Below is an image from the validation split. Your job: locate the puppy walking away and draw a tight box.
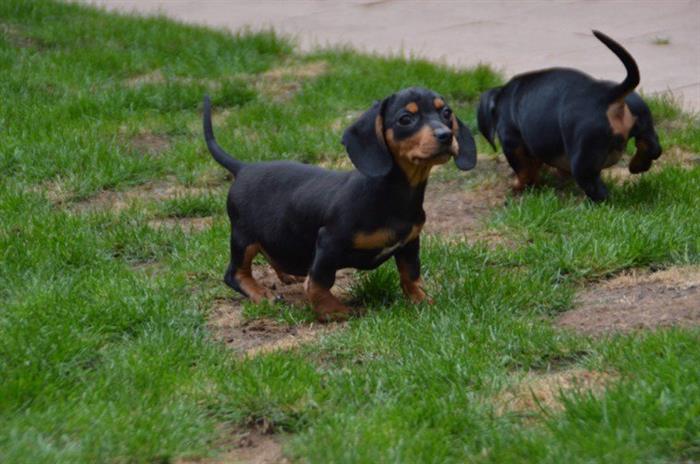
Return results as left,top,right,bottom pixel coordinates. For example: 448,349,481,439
478,30,662,202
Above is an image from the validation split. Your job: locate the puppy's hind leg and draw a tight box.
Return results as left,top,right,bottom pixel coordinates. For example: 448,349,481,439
272,266,305,285
224,234,273,303
259,249,305,285
502,140,542,192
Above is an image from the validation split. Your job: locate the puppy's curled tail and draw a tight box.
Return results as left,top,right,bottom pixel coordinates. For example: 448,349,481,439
593,30,640,102
203,95,243,176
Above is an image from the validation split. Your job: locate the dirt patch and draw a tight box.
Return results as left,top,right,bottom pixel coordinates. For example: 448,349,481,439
148,216,214,233
177,430,287,464
129,131,171,156
209,301,341,358
71,179,217,213
328,110,363,132
603,146,700,183
211,108,233,128
208,266,352,356
423,155,511,243
29,179,72,205
317,155,354,170
130,260,164,277
124,69,166,87
557,266,700,336
262,61,328,82
660,146,699,166
1,23,44,49
423,178,506,238
496,368,615,415
191,168,233,188
123,70,229,93
257,61,328,101
124,69,221,89
222,431,287,464
188,107,234,135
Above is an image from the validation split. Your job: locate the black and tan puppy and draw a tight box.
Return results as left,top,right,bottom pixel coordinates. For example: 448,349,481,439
477,30,662,202
203,87,476,321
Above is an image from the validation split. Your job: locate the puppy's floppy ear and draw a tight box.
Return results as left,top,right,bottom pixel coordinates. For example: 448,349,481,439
477,88,500,150
342,98,393,178
454,117,477,171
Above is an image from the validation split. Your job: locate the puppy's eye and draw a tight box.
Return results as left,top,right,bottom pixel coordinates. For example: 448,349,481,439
442,108,453,120
398,114,415,126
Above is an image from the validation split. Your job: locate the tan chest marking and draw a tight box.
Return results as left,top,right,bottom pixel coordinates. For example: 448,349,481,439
607,100,636,140
353,228,395,250
405,223,423,243
376,224,422,258
353,224,423,257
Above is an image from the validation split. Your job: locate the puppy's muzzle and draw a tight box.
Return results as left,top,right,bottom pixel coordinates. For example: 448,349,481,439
432,127,457,160
434,127,453,146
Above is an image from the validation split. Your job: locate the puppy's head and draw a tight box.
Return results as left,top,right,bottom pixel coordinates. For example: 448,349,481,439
342,87,476,182
477,87,501,150
626,93,662,174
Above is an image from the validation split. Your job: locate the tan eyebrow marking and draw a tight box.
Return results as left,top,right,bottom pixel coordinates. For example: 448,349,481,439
434,98,445,109
405,102,418,113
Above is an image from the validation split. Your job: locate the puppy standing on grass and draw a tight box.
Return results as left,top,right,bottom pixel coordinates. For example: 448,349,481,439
203,87,477,321
477,30,662,202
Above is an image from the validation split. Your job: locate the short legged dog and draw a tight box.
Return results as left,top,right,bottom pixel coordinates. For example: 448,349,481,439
477,30,662,202
203,87,477,321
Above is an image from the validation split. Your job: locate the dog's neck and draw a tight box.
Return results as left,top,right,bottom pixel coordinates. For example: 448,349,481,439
369,165,429,218
392,157,434,187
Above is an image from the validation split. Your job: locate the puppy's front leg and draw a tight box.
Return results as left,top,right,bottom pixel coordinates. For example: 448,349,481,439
305,228,351,322
394,238,430,304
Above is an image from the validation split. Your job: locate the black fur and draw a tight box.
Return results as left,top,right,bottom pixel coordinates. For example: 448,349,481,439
477,30,662,202
454,117,477,170
203,87,477,318
341,99,393,177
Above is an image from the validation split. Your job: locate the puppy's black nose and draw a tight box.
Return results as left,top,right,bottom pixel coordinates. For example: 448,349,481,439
434,128,453,144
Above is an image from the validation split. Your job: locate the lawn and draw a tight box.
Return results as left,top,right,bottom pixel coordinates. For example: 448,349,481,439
1,1,699,463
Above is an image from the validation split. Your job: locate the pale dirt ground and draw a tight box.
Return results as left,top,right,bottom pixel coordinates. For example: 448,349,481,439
557,266,700,336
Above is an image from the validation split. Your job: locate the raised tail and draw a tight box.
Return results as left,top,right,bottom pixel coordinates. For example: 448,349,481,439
203,95,243,176
593,30,640,102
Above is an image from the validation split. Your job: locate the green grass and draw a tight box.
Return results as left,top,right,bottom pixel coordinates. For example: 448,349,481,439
1,1,699,463
647,94,700,151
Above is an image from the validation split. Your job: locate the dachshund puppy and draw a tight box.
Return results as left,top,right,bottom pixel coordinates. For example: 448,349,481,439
203,87,476,321
478,30,662,202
